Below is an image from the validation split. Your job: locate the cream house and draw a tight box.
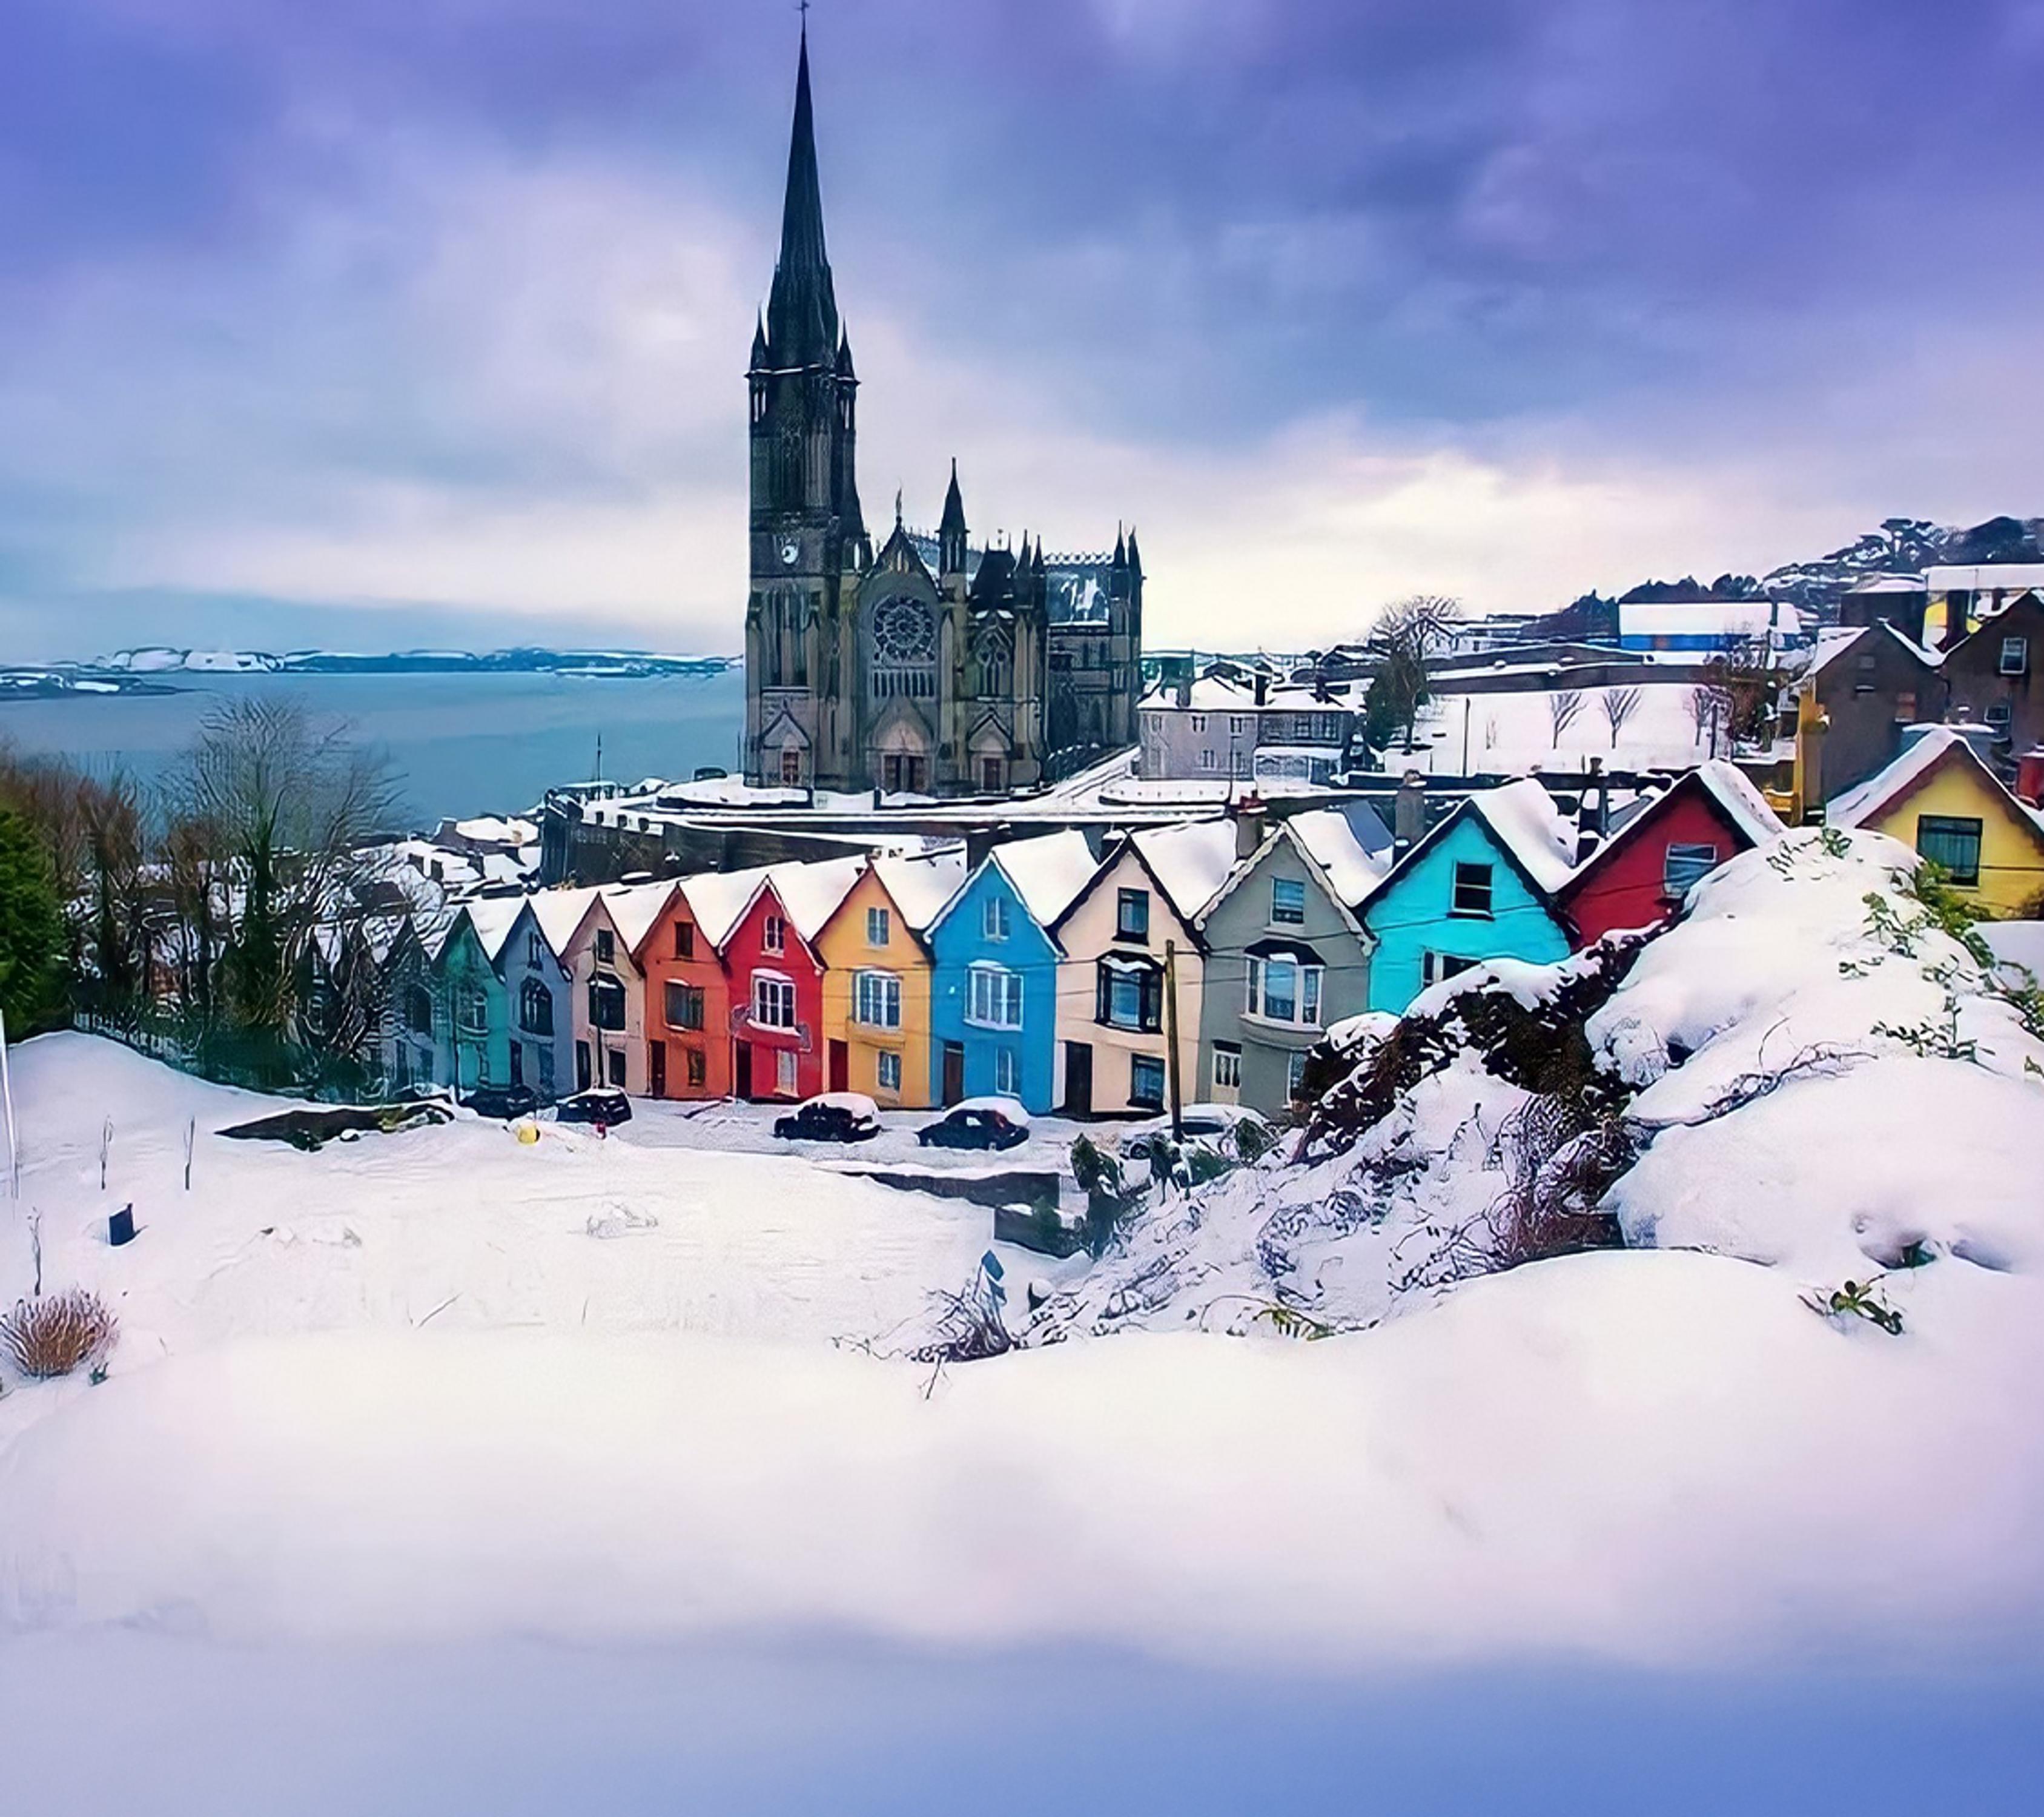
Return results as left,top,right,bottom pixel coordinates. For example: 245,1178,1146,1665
1044,820,1238,1116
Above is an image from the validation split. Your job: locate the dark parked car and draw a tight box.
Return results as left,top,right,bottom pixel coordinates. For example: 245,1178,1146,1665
462,1084,538,1121
917,1100,1031,1151
555,1088,633,1127
773,1093,883,1143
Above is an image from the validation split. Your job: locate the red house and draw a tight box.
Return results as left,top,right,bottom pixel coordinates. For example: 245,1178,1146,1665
1558,760,1784,946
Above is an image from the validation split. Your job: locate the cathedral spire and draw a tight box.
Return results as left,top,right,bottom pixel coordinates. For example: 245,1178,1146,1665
764,21,839,369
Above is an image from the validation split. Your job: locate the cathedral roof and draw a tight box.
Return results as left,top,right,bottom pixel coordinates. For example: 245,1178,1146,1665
764,26,840,370
939,460,967,538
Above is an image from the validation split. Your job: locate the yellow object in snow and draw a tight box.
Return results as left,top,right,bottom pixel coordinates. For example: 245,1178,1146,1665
515,1121,541,1145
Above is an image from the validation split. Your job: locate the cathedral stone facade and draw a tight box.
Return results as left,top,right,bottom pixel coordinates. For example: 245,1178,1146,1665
743,30,1142,795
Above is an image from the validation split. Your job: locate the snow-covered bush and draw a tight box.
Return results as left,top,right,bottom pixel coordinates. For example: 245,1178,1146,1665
2,1288,119,1380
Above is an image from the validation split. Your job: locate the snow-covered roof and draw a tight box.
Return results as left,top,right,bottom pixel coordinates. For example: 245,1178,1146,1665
1692,760,1787,849
871,849,970,932
766,856,867,943
1825,727,2028,830
678,865,775,950
451,815,538,847
1925,563,2044,592
1467,779,1581,895
1286,807,1394,908
1843,574,1927,595
601,879,677,956
989,830,1103,928
1130,819,1240,922
528,886,602,956
1808,620,1940,680
463,895,529,963
1139,672,1349,714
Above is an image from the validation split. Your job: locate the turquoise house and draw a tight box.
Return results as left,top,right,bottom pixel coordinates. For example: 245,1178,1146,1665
1358,779,1579,1013
428,897,575,1100
924,830,1099,1114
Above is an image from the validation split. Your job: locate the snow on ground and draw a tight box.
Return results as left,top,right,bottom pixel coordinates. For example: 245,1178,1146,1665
1401,680,1715,775
2,833,2042,1670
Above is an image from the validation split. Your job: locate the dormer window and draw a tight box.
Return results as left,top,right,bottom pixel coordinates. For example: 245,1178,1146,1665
594,927,615,965
983,895,1011,941
762,913,786,955
1116,889,1151,942
1451,862,1494,918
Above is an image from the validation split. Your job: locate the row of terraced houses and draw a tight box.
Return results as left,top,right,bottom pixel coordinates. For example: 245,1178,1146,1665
331,758,1855,1120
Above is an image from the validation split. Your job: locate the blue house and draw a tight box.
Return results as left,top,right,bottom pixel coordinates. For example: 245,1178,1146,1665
1358,779,1579,1013
428,897,575,1101
924,830,1099,1114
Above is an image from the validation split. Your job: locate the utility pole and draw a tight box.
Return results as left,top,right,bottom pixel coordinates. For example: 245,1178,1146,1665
0,1006,18,1199
1163,939,1185,1141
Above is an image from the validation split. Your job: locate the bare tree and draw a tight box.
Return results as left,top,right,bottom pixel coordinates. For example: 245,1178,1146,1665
1688,684,1730,757
168,697,399,1047
1364,595,1465,750
1600,686,1644,750
1547,689,1586,749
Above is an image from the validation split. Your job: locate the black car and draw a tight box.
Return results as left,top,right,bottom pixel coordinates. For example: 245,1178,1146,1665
917,1104,1031,1151
773,1096,882,1143
555,1088,633,1127
462,1084,538,1121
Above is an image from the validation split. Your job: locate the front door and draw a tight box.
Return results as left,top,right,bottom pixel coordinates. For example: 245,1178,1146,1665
941,1041,965,1107
508,1041,524,1087
649,1039,666,1099
829,1040,848,1093
575,1040,592,1091
735,1040,753,1100
1063,1041,1093,1115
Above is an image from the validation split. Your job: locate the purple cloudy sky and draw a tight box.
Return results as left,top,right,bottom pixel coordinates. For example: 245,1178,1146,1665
2,0,2041,660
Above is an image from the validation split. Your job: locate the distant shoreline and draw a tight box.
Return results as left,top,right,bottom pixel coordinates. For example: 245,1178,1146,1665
1,649,742,701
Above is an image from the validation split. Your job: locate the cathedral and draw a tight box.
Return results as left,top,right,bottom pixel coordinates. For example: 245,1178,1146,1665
743,28,1143,795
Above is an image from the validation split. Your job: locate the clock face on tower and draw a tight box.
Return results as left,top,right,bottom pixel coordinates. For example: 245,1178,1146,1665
779,541,799,566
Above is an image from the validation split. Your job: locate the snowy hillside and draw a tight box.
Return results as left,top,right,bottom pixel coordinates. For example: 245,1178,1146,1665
1,837,2040,1669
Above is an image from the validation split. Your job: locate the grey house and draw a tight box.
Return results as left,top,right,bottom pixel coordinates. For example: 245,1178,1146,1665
1194,812,1379,1117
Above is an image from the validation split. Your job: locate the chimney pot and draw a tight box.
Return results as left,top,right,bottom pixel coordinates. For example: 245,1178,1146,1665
1232,792,1268,860
1394,770,1426,850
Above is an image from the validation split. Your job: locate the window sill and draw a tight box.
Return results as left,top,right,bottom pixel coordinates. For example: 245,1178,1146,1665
1240,1011,1321,1038
1447,909,1493,921
964,1019,1023,1033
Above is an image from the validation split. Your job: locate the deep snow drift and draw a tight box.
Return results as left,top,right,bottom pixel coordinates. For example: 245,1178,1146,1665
1,830,2041,1669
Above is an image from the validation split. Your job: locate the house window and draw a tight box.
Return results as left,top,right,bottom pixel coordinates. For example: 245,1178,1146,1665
1916,815,1983,887
1212,1044,1241,1090
876,1050,903,1094
672,921,695,960
1450,862,1494,918
994,1047,1020,1096
855,969,902,1029
1421,950,1476,988
1986,702,2013,733
1199,749,1217,772
1097,958,1160,1032
1246,956,1323,1026
1189,713,1208,733
664,981,704,1031
1271,878,1307,925
595,927,615,965
2000,636,2028,676
762,913,785,955
982,894,1011,941
405,984,433,1034
752,973,798,1029
1662,842,1719,899
780,748,804,787
526,931,545,968
866,905,890,947
1116,889,1151,942
775,1048,799,1094
587,978,626,1031
518,976,554,1036
1231,715,1252,733
684,1046,706,1089
967,962,1024,1028
1129,1054,1166,1110
1232,749,1252,779
457,988,489,1036
606,1050,626,1087
1286,1050,1309,1100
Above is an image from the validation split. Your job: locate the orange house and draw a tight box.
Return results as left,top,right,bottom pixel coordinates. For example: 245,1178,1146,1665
637,874,744,1100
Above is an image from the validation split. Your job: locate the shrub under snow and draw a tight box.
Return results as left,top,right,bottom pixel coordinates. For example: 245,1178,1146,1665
2,1288,120,1380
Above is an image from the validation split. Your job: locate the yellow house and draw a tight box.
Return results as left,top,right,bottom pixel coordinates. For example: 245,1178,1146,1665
1827,728,2044,916
814,850,967,1108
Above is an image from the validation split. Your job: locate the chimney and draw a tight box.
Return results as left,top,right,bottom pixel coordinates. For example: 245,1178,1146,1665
2017,747,2044,809
1394,770,1426,851
1574,756,1606,865
1253,672,1269,707
1232,792,1268,859
1175,672,1192,709
965,825,1005,873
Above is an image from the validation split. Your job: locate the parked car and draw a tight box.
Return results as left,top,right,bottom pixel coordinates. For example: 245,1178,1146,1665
555,1088,633,1127
461,1084,538,1121
918,1098,1031,1151
1115,1103,1273,1167
773,1093,883,1143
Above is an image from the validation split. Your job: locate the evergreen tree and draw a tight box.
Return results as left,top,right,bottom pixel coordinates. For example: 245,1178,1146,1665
0,805,65,1036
